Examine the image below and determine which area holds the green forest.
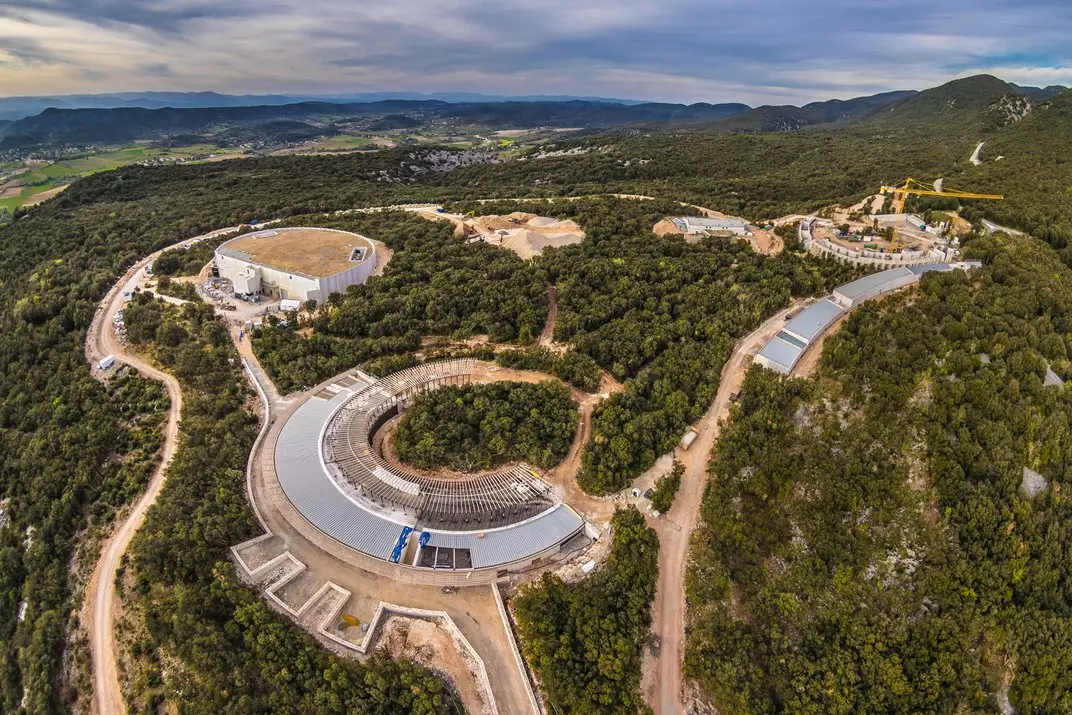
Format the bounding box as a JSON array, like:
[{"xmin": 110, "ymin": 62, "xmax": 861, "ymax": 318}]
[
  {"xmin": 120, "ymin": 295, "xmax": 457, "ymax": 713},
  {"xmin": 0, "ymin": 147, "xmax": 506, "ymax": 713},
  {"xmin": 251, "ymin": 210, "xmax": 548, "ymax": 392},
  {"xmin": 2, "ymin": 76, "xmax": 1072, "ymax": 712},
  {"xmin": 248, "ymin": 196, "xmax": 856, "ymax": 493},
  {"xmin": 514, "ymin": 508, "xmax": 658, "ymax": 714},
  {"xmin": 393, "ymin": 380, "xmax": 578, "ymax": 471},
  {"xmin": 686, "ymin": 234, "xmax": 1072, "ymax": 713}
]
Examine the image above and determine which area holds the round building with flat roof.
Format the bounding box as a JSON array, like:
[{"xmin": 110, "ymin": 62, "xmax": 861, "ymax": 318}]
[
  {"xmin": 215, "ymin": 227, "xmax": 377, "ymax": 302},
  {"xmin": 271, "ymin": 359, "xmax": 588, "ymax": 575}
]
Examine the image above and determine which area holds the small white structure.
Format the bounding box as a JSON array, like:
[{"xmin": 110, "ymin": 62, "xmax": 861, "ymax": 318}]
[
  {"xmin": 232, "ymin": 266, "xmax": 261, "ymax": 295},
  {"xmin": 673, "ymin": 216, "xmax": 749, "ymax": 236},
  {"xmin": 680, "ymin": 428, "xmax": 699, "ymax": 450},
  {"xmin": 279, "ymin": 298, "xmax": 302, "ymax": 312},
  {"xmin": 581, "ymin": 560, "xmax": 597, "ymax": 575},
  {"xmin": 215, "ymin": 227, "xmax": 377, "ymax": 302},
  {"xmin": 98, "ymin": 355, "xmax": 116, "ymax": 371}
]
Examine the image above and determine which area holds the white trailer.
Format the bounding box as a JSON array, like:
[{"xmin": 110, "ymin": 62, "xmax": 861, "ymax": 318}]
[{"xmin": 98, "ymin": 355, "xmax": 117, "ymax": 370}]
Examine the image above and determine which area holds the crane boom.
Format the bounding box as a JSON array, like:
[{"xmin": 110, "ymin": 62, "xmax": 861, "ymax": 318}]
[{"xmin": 878, "ymin": 178, "xmax": 1003, "ymax": 249}]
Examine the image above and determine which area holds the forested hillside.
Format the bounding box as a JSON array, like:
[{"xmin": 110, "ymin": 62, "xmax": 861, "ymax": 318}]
[
  {"xmin": 251, "ymin": 211, "xmax": 548, "ymax": 392},
  {"xmin": 4, "ymin": 84, "xmax": 1072, "ymax": 711},
  {"xmin": 955, "ymin": 89, "xmax": 1072, "ymax": 260},
  {"xmin": 686, "ymin": 233, "xmax": 1072, "ymax": 713},
  {"xmin": 119, "ymin": 295, "xmax": 455, "ymax": 713},
  {"xmin": 0, "ymin": 148, "xmax": 488, "ymax": 712},
  {"xmin": 450, "ymin": 198, "xmax": 856, "ymax": 493},
  {"xmin": 514, "ymin": 508, "xmax": 658, "ymax": 713}
]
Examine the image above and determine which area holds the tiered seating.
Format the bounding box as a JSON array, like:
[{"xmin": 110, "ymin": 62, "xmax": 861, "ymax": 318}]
[{"xmin": 323, "ymin": 359, "xmax": 556, "ymax": 530}]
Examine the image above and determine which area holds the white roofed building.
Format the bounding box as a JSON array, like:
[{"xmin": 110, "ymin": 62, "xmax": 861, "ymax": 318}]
[
  {"xmin": 215, "ymin": 227, "xmax": 378, "ymax": 302},
  {"xmin": 672, "ymin": 216, "xmax": 750, "ymax": 236}
]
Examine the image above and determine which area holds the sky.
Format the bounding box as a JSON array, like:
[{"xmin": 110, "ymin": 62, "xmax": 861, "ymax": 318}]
[{"xmin": 1, "ymin": 0, "xmax": 1071, "ymax": 104}]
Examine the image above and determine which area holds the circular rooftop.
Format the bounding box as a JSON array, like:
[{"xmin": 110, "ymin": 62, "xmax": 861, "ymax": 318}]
[
  {"xmin": 271, "ymin": 359, "xmax": 586, "ymax": 571},
  {"xmin": 322, "ymin": 359, "xmax": 558, "ymax": 531},
  {"xmin": 217, "ymin": 227, "xmax": 376, "ymax": 279}
]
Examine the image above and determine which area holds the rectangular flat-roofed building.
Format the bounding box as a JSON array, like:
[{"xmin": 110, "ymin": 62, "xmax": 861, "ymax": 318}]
[
  {"xmin": 782, "ymin": 298, "xmax": 845, "ymax": 345},
  {"xmin": 755, "ymin": 335, "xmax": 805, "ymax": 374},
  {"xmin": 832, "ymin": 267, "xmax": 917, "ymax": 308},
  {"xmin": 674, "ymin": 216, "xmax": 750, "ymax": 235}
]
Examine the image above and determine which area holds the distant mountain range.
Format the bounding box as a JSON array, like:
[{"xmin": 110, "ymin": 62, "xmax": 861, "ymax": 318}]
[
  {"xmin": 0, "ymin": 99, "xmax": 752, "ymax": 149},
  {"xmin": 0, "ymin": 91, "xmax": 645, "ymax": 122},
  {"xmin": 1, "ymin": 77, "xmax": 1066, "ymax": 152}
]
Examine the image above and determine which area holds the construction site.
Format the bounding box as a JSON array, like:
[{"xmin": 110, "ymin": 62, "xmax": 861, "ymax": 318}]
[
  {"xmin": 803, "ymin": 178, "xmax": 1003, "ymax": 267},
  {"xmin": 412, "ymin": 207, "xmax": 586, "ymax": 259}
]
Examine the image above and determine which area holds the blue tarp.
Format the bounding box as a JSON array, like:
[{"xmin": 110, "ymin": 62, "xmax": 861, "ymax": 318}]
[{"xmin": 390, "ymin": 526, "xmax": 413, "ymax": 563}]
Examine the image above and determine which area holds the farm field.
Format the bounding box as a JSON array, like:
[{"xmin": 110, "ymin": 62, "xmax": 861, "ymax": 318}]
[{"xmin": 0, "ymin": 143, "xmax": 246, "ymax": 214}]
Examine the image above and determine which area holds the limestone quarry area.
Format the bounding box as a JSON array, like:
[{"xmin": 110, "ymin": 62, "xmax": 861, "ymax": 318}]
[{"xmin": 468, "ymin": 212, "xmax": 586, "ymax": 259}]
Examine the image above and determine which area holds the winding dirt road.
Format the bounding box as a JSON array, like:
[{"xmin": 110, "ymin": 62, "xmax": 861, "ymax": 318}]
[
  {"xmin": 643, "ymin": 300, "xmax": 803, "ymax": 715},
  {"xmin": 80, "ymin": 197, "xmax": 795, "ymax": 713},
  {"xmin": 83, "ymin": 227, "xmax": 237, "ymax": 714}
]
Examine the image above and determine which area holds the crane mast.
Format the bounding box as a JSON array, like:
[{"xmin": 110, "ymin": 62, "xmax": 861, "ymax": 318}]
[{"xmin": 879, "ymin": 178, "xmax": 1004, "ymax": 250}]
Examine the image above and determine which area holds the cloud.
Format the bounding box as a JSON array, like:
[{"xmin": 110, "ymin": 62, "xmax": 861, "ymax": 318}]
[
  {"xmin": 0, "ymin": 35, "xmax": 66, "ymax": 65},
  {"xmin": 139, "ymin": 62, "xmax": 171, "ymax": 76},
  {"xmin": 0, "ymin": 0, "xmax": 1069, "ymax": 102}
]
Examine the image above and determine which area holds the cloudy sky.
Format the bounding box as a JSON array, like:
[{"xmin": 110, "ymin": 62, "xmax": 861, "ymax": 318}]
[{"xmin": 1, "ymin": 0, "xmax": 1070, "ymax": 104}]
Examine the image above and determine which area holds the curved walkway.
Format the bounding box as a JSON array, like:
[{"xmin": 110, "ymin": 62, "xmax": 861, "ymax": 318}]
[
  {"xmin": 83, "ymin": 226, "xmax": 238, "ymax": 714},
  {"xmin": 237, "ymin": 361, "xmax": 544, "ymax": 713}
]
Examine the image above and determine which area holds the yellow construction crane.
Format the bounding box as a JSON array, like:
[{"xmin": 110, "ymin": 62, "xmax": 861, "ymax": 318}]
[{"xmin": 878, "ymin": 177, "xmax": 1004, "ymax": 250}]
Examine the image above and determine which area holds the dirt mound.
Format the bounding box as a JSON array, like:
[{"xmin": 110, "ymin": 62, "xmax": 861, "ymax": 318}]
[
  {"xmin": 461, "ymin": 212, "xmax": 586, "ymax": 259},
  {"xmin": 653, "ymin": 218, "xmax": 683, "ymax": 236},
  {"xmin": 500, "ymin": 229, "xmax": 583, "ymax": 260},
  {"xmin": 472, "ymin": 215, "xmax": 520, "ymax": 232}
]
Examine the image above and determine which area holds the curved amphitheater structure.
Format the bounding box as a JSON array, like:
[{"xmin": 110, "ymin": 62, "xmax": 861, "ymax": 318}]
[{"xmin": 273, "ymin": 359, "xmax": 588, "ymax": 575}]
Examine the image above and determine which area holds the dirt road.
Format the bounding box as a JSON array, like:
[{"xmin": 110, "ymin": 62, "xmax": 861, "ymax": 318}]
[
  {"xmin": 642, "ymin": 301, "xmax": 803, "ymax": 715},
  {"xmin": 83, "ymin": 227, "xmax": 238, "ymax": 714},
  {"xmin": 540, "ymin": 284, "xmax": 558, "ymax": 347}
]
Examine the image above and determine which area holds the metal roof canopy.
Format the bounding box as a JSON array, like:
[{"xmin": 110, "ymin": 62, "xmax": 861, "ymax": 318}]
[
  {"xmin": 834, "ymin": 267, "xmax": 915, "ymax": 301},
  {"xmin": 782, "ymin": 298, "xmax": 845, "ymax": 344},
  {"xmin": 756, "ymin": 336, "xmax": 803, "ymax": 374}
]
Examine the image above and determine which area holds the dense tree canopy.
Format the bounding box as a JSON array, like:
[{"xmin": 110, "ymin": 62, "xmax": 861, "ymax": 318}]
[
  {"xmin": 5, "ymin": 97, "xmax": 1072, "ymax": 711},
  {"xmin": 514, "ymin": 508, "xmax": 658, "ymax": 714},
  {"xmin": 394, "ymin": 380, "xmax": 578, "ymax": 471},
  {"xmin": 686, "ymin": 234, "xmax": 1072, "ymax": 713},
  {"xmin": 251, "ymin": 210, "xmax": 547, "ymax": 392},
  {"xmin": 125, "ymin": 295, "xmax": 457, "ymax": 713},
  {"xmin": 0, "ymin": 147, "xmax": 496, "ymax": 712}
]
